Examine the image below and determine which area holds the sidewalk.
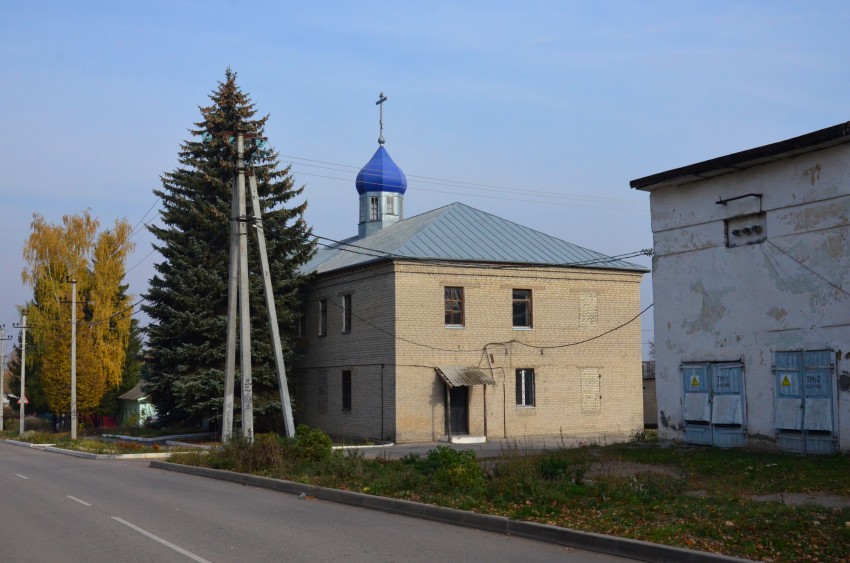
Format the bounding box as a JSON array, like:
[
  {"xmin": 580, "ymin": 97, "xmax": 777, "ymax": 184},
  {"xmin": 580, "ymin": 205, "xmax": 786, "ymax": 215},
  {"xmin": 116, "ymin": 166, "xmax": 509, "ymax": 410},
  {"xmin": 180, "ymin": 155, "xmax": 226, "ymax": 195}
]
[{"xmin": 343, "ymin": 435, "xmax": 625, "ymax": 460}]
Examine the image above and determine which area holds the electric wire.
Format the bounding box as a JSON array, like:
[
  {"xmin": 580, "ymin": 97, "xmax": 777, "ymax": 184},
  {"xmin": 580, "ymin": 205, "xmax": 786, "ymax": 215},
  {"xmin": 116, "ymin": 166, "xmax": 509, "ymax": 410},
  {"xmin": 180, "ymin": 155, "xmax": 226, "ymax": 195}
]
[
  {"xmin": 289, "ymin": 169, "xmax": 644, "ymax": 210},
  {"xmin": 765, "ymin": 240, "xmax": 849, "ymax": 297},
  {"xmin": 280, "ymin": 153, "xmax": 646, "ymax": 206},
  {"xmin": 108, "ymin": 200, "xmax": 161, "ymax": 258},
  {"xmin": 320, "ymin": 293, "xmax": 653, "ymax": 353}
]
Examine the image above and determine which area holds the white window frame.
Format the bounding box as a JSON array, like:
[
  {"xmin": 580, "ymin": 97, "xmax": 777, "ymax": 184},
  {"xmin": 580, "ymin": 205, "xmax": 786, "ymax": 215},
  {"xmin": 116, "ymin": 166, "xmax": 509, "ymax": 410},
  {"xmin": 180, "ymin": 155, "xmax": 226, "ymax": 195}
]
[
  {"xmin": 512, "ymin": 289, "xmax": 533, "ymax": 329},
  {"xmin": 516, "ymin": 368, "xmax": 535, "ymax": 407},
  {"xmin": 318, "ymin": 299, "xmax": 328, "ymax": 337},
  {"xmin": 370, "ymin": 197, "xmax": 380, "ymax": 221},
  {"xmin": 342, "ymin": 294, "xmax": 352, "ymax": 333}
]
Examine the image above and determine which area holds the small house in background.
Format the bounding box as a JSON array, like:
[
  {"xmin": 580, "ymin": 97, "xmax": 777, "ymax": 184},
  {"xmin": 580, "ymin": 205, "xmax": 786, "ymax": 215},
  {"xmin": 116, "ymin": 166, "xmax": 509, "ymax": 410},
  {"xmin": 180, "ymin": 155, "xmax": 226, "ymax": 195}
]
[
  {"xmin": 632, "ymin": 121, "xmax": 850, "ymax": 454},
  {"xmin": 118, "ymin": 383, "xmax": 157, "ymax": 427}
]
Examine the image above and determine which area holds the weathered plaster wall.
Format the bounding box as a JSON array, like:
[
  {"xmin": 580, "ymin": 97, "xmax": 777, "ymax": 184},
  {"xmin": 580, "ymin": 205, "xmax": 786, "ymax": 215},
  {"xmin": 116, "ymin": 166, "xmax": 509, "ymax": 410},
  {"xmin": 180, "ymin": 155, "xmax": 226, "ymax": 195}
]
[{"xmin": 649, "ymin": 144, "xmax": 850, "ymax": 449}]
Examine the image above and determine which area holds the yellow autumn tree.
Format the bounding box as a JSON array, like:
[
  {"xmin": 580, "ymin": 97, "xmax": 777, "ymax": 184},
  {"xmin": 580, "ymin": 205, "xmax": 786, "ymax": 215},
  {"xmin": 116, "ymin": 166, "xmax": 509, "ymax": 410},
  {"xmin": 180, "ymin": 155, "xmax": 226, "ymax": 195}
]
[{"xmin": 21, "ymin": 211, "xmax": 134, "ymax": 414}]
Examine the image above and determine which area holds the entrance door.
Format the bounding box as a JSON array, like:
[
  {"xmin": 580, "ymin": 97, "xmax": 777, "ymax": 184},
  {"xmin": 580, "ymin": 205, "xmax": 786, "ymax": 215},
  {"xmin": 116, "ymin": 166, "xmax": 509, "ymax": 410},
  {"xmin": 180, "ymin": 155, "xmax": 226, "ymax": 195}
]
[
  {"xmin": 449, "ymin": 386, "xmax": 469, "ymax": 435},
  {"xmin": 682, "ymin": 362, "xmax": 746, "ymax": 447},
  {"xmin": 775, "ymin": 351, "xmax": 835, "ymax": 454}
]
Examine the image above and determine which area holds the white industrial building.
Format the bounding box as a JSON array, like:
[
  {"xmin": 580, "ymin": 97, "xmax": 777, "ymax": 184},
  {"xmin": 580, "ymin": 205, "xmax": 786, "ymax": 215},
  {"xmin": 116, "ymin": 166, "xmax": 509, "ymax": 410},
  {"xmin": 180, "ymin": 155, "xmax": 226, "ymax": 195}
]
[{"xmin": 632, "ymin": 121, "xmax": 850, "ymax": 453}]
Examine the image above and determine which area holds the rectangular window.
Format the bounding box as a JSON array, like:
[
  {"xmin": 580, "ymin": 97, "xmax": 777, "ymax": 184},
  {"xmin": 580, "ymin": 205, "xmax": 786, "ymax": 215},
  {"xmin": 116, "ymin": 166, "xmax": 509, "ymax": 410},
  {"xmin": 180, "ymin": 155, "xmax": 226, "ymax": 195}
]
[
  {"xmin": 370, "ymin": 197, "xmax": 380, "ymax": 221},
  {"xmin": 297, "ymin": 305, "xmax": 306, "ymax": 338},
  {"xmin": 512, "ymin": 289, "xmax": 532, "ymax": 328},
  {"xmin": 360, "ymin": 199, "xmax": 367, "ymax": 223},
  {"xmin": 318, "ymin": 299, "xmax": 327, "ymax": 337},
  {"xmin": 444, "ymin": 287, "xmax": 464, "ymax": 326},
  {"xmin": 385, "ymin": 196, "xmax": 394, "ymax": 215},
  {"xmin": 342, "ymin": 294, "xmax": 352, "ymax": 333},
  {"xmin": 342, "ymin": 370, "xmax": 352, "ymax": 411},
  {"xmin": 516, "ymin": 368, "xmax": 535, "ymax": 407}
]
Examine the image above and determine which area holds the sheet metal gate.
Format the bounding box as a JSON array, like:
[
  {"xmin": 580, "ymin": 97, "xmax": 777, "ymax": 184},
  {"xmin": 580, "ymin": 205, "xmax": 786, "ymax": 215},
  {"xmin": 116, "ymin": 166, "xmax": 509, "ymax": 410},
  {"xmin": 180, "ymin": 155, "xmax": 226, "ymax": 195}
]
[
  {"xmin": 774, "ymin": 350, "xmax": 836, "ymax": 454},
  {"xmin": 682, "ymin": 362, "xmax": 746, "ymax": 448}
]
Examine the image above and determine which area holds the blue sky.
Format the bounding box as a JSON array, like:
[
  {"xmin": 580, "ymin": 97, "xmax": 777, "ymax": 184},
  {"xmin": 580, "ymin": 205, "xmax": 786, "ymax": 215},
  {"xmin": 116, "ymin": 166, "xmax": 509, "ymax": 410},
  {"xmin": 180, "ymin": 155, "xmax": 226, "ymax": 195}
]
[{"xmin": 2, "ymin": 1, "xmax": 849, "ymax": 357}]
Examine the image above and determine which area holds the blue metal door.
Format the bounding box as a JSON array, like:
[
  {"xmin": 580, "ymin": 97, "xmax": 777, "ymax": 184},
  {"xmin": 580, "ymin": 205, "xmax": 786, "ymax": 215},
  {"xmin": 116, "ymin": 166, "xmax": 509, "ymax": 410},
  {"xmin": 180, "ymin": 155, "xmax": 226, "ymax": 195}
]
[
  {"xmin": 775, "ymin": 351, "xmax": 835, "ymax": 454},
  {"xmin": 682, "ymin": 364, "xmax": 711, "ymax": 445},
  {"xmin": 711, "ymin": 364, "xmax": 746, "ymax": 447},
  {"xmin": 682, "ymin": 363, "xmax": 746, "ymax": 447}
]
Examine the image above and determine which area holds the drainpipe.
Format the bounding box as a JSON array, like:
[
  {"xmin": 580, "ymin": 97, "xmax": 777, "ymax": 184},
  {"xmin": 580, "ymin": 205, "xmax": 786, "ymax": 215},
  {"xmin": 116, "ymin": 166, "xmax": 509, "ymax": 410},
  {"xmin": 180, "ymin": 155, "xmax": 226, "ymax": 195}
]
[
  {"xmin": 446, "ymin": 383, "xmax": 452, "ymax": 442},
  {"xmin": 483, "ymin": 383, "xmax": 488, "ymax": 439},
  {"xmin": 380, "ymin": 364, "xmax": 384, "ymax": 440}
]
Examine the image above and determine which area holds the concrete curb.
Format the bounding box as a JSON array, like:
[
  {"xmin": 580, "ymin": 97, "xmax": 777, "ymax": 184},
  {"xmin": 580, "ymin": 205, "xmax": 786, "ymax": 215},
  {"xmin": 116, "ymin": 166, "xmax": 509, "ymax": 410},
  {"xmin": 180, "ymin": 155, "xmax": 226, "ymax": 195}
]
[
  {"xmin": 3, "ymin": 439, "xmax": 52, "ymax": 448},
  {"xmin": 44, "ymin": 446, "xmax": 174, "ymax": 460},
  {"xmin": 2, "ymin": 441, "xmax": 172, "ymax": 460},
  {"xmin": 149, "ymin": 460, "xmax": 746, "ymax": 563},
  {"xmin": 102, "ymin": 432, "xmax": 215, "ymax": 443},
  {"xmin": 332, "ymin": 441, "xmax": 394, "ymax": 451}
]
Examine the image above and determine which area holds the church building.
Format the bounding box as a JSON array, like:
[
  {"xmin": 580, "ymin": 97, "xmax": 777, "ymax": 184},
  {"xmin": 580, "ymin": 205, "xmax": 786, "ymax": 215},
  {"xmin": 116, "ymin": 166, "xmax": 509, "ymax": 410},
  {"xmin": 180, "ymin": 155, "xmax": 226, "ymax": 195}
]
[{"xmin": 294, "ymin": 103, "xmax": 647, "ymax": 444}]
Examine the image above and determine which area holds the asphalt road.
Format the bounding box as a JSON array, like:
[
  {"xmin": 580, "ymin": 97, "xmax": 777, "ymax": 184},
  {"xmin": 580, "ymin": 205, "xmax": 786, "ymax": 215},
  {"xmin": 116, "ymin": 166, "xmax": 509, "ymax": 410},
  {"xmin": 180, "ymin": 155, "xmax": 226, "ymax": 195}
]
[{"xmin": 0, "ymin": 443, "xmax": 632, "ymax": 562}]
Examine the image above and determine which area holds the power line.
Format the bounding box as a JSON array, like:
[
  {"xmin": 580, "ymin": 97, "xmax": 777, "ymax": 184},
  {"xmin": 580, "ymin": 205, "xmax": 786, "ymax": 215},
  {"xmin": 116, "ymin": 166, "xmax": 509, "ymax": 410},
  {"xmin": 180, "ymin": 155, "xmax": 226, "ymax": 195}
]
[
  {"xmin": 108, "ymin": 201, "xmax": 161, "ymax": 259},
  {"xmin": 125, "ymin": 248, "xmax": 159, "ymax": 275},
  {"xmin": 289, "ymin": 169, "xmax": 644, "ymax": 210},
  {"xmin": 280, "ymin": 153, "xmax": 646, "ymax": 207},
  {"xmin": 320, "ymin": 292, "xmax": 653, "ymax": 354},
  {"xmin": 765, "ymin": 240, "xmax": 849, "ymax": 297},
  {"xmin": 500, "ymin": 303, "xmax": 654, "ymax": 350},
  {"xmin": 271, "ymin": 228, "xmax": 651, "ymax": 270}
]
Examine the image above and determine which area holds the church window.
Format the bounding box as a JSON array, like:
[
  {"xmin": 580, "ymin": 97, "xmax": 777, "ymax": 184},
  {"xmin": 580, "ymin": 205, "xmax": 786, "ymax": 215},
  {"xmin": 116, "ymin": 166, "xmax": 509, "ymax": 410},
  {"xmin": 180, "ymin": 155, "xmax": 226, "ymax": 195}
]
[
  {"xmin": 318, "ymin": 299, "xmax": 328, "ymax": 337},
  {"xmin": 516, "ymin": 368, "xmax": 535, "ymax": 407},
  {"xmin": 445, "ymin": 287, "xmax": 464, "ymax": 327},
  {"xmin": 370, "ymin": 197, "xmax": 380, "ymax": 221},
  {"xmin": 513, "ymin": 289, "xmax": 533, "ymax": 328},
  {"xmin": 342, "ymin": 370, "xmax": 352, "ymax": 411},
  {"xmin": 342, "ymin": 294, "xmax": 352, "ymax": 333}
]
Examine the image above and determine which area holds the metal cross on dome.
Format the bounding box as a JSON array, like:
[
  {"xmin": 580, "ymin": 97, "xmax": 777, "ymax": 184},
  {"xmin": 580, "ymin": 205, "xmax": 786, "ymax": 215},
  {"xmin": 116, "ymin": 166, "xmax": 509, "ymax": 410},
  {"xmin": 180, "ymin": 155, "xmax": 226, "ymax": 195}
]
[{"xmin": 376, "ymin": 92, "xmax": 388, "ymax": 145}]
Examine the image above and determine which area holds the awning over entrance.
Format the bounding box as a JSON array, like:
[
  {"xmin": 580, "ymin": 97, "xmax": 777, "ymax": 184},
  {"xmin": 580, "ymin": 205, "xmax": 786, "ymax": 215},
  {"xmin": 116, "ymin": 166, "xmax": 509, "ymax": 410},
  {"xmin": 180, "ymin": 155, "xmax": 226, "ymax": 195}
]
[{"xmin": 435, "ymin": 366, "xmax": 495, "ymax": 388}]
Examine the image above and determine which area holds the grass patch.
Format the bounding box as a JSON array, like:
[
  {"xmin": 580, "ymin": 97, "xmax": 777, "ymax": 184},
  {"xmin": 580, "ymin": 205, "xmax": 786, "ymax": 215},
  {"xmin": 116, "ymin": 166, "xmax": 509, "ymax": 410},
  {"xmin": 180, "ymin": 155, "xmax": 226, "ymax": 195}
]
[
  {"xmin": 170, "ymin": 430, "xmax": 850, "ymax": 561},
  {"xmin": 52, "ymin": 437, "xmax": 169, "ymax": 455},
  {"xmin": 4, "ymin": 429, "xmax": 192, "ymax": 454}
]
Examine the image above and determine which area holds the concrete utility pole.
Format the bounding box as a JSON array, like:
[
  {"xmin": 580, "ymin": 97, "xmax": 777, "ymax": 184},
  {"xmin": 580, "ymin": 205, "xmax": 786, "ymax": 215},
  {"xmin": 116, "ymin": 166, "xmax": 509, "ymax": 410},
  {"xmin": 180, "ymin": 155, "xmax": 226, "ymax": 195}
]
[
  {"xmin": 217, "ymin": 130, "xmax": 296, "ymax": 441},
  {"xmin": 236, "ymin": 133, "xmax": 253, "ymax": 440},
  {"xmin": 14, "ymin": 315, "xmax": 27, "ymax": 435},
  {"xmin": 248, "ymin": 173, "xmax": 295, "ymax": 437},
  {"xmin": 70, "ymin": 279, "xmax": 78, "ymax": 440},
  {"xmin": 0, "ymin": 324, "xmax": 12, "ymax": 432},
  {"xmin": 222, "ymin": 168, "xmax": 239, "ymax": 440}
]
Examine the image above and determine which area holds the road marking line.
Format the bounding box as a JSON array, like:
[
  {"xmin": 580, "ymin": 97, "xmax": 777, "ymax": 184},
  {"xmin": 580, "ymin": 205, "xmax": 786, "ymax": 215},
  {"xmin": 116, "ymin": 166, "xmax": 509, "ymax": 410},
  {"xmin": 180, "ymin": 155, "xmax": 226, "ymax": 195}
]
[
  {"xmin": 111, "ymin": 517, "xmax": 211, "ymax": 563},
  {"xmin": 67, "ymin": 496, "xmax": 91, "ymax": 506},
  {"xmin": 15, "ymin": 474, "xmax": 29, "ymax": 480}
]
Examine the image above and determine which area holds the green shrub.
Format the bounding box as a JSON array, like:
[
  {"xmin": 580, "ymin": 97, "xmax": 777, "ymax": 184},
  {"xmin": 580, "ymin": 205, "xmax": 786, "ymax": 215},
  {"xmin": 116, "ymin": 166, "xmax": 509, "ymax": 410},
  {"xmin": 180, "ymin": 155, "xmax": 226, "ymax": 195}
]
[
  {"xmin": 536, "ymin": 454, "xmax": 572, "ymax": 480},
  {"xmin": 23, "ymin": 416, "xmax": 51, "ymax": 432},
  {"xmin": 419, "ymin": 446, "xmax": 484, "ymax": 492},
  {"xmin": 293, "ymin": 425, "xmax": 332, "ymax": 462}
]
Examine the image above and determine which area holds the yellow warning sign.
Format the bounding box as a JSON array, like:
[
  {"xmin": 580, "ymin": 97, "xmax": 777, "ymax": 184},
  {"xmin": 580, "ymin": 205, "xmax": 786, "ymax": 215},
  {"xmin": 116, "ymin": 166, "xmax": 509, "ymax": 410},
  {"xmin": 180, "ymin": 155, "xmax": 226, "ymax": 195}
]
[
  {"xmin": 691, "ymin": 376, "xmax": 700, "ymax": 387},
  {"xmin": 781, "ymin": 375, "xmax": 791, "ymax": 387}
]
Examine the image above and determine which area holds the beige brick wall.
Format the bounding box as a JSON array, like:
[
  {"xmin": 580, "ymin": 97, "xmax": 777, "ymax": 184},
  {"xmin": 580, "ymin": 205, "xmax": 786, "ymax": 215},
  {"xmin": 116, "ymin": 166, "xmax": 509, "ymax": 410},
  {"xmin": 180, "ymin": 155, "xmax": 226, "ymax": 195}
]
[
  {"xmin": 294, "ymin": 262, "xmax": 397, "ymax": 441},
  {"xmin": 393, "ymin": 261, "xmax": 644, "ymax": 443},
  {"xmin": 296, "ymin": 259, "xmax": 645, "ymax": 444}
]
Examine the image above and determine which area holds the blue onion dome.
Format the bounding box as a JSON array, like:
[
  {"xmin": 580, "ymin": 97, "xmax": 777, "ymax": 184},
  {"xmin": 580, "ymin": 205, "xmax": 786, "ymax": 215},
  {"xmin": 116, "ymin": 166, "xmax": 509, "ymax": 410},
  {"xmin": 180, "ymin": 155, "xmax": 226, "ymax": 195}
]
[{"xmin": 355, "ymin": 146, "xmax": 408, "ymax": 195}]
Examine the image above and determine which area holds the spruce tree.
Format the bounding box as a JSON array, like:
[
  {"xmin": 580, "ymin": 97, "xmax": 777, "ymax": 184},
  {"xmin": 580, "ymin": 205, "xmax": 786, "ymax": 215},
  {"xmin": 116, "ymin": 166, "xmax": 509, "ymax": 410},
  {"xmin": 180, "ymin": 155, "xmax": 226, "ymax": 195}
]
[{"xmin": 143, "ymin": 69, "xmax": 315, "ymax": 428}]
